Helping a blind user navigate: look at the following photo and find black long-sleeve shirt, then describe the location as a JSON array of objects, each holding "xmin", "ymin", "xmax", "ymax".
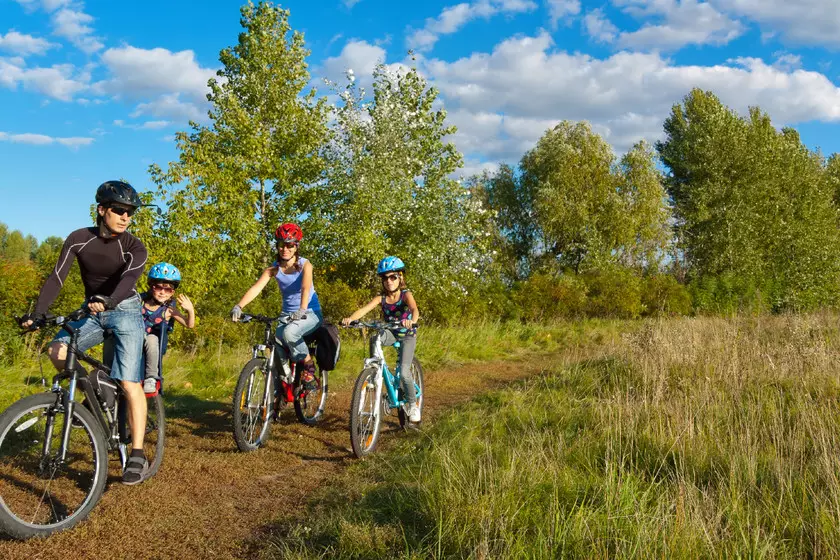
[{"xmin": 34, "ymin": 227, "xmax": 148, "ymax": 315}]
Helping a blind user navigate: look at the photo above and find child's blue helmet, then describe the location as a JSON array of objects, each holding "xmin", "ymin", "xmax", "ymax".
[
  {"xmin": 148, "ymin": 262, "xmax": 181, "ymax": 287},
  {"xmin": 377, "ymin": 256, "xmax": 405, "ymax": 276}
]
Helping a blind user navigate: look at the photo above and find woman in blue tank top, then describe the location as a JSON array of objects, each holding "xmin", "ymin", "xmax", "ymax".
[{"xmin": 229, "ymin": 223, "xmax": 323, "ymax": 389}]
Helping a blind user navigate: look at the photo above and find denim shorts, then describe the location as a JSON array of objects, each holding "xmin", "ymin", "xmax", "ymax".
[{"xmin": 53, "ymin": 294, "xmax": 145, "ymax": 383}]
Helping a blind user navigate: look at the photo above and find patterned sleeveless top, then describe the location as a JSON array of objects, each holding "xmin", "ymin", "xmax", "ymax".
[
  {"xmin": 381, "ymin": 289, "xmax": 416, "ymax": 338},
  {"xmin": 141, "ymin": 296, "xmax": 174, "ymax": 336}
]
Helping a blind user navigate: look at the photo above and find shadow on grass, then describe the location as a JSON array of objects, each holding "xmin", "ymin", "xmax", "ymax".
[{"xmin": 161, "ymin": 392, "xmax": 231, "ymax": 439}]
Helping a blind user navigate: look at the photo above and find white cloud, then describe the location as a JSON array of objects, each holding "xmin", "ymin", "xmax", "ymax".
[
  {"xmin": 343, "ymin": 0, "xmax": 362, "ymax": 7},
  {"xmin": 0, "ymin": 130, "xmax": 94, "ymax": 148},
  {"xmin": 320, "ymin": 40, "xmax": 387, "ymax": 86},
  {"xmin": 0, "ymin": 30, "xmax": 57, "ymax": 56},
  {"xmin": 114, "ymin": 119, "xmax": 172, "ymax": 130},
  {"xmin": 423, "ymin": 32, "xmax": 840, "ymax": 160},
  {"xmin": 407, "ymin": 0, "xmax": 538, "ymax": 52},
  {"xmin": 51, "ymin": 9, "xmax": 103, "ymax": 53},
  {"xmin": 96, "ymin": 46, "xmax": 215, "ymax": 101},
  {"xmin": 607, "ymin": 0, "xmax": 745, "ymax": 50},
  {"xmin": 546, "ymin": 0, "xmax": 581, "ymax": 26},
  {"xmin": 130, "ymin": 93, "xmax": 205, "ymax": 122},
  {"xmin": 584, "ymin": 9, "xmax": 619, "ymax": 43},
  {"xmin": 0, "ymin": 57, "xmax": 88, "ymax": 100},
  {"xmin": 713, "ymin": 0, "xmax": 840, "ymax": 47}
]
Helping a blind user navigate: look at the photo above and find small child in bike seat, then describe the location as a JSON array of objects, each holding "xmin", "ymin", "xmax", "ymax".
[
  {"xmin": 142, "ymin": 262, "xmax": 196, "ymax": 394},
  {"xmin": 341, "ymin": 256, "xmax": 421, "ymax": 423}
]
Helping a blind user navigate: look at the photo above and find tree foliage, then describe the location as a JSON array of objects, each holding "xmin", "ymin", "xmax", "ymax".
[
  {"xmin": 148, "ymin": 1, "xmax": 329, "ymax": 308},
  {"xmin": 658, "ymin": 88, "xmax": 840, "ymax": 310}
]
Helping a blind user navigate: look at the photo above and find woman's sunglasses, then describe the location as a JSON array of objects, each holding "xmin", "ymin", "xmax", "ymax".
[
  {"xmin": 381, "ymin": 274, "xmax": 400, "ymax": 282},
  {"xmin": 152, "ymin": 285, "xmax": 174, "ymax": 294},
  {"xmin": 108, "ymin": 206, "xmax": 136, "ymax": 217}
]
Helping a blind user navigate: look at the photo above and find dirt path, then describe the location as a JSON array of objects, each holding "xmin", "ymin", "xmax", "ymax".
[{"xmin": 0, "ymin": 353, "xmax": 564, "ymax": 559}]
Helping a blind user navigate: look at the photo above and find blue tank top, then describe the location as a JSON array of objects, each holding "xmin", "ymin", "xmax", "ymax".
[{"xmin": 274, "ymin": 257, "xmax": 321, "ymax": 313}]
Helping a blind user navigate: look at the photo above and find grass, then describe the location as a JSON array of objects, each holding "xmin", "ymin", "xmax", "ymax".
[
  {"xmin": 0, "ymin": 318, "xmax": 626, "ymax": 414},
  {"xmin": 260, "ymin": 313, "xmax": 840, "ymax": 559}
]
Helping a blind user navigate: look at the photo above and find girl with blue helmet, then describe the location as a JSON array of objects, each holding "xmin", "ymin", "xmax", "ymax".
[
  {"xmin": 141, "ymin": 262, "xmax": 196, "ymax": 394},
  {"xmin": 342, "ymin": 256, "xmax": 422, "ymax": 423}
]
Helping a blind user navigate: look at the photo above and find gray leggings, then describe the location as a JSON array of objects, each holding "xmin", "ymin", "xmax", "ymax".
[
  {"xmin": 372, "ymin": 332, "xmax": 417, "ymax": 404},
  {"xmin": 144, "ymin": 333, "xmax": 161, "ymax": 379}
]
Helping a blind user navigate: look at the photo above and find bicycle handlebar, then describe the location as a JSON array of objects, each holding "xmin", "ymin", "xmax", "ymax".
[
  {"xmin": 342, "ymin": 319, "xmax": 404, "ymax": 331},
  {"xmin": 17, "ymin": 309, "xmax": 88, "ymax": 334}
]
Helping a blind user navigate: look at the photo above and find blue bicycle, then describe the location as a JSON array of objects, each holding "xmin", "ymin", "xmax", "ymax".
[{"xmin": 345, "ymin": 320, "xmax": 424, "ymax": 458}]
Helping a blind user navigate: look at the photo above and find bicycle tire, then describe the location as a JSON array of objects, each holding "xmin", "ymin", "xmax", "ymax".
[
  {"xmin": 0, "ymin": 392, "xmax": 108, "ymax": 540},
  {"xmin": 398, "ymin": 357, "xmax": 425, "ymax": 429},
  {"xmin": 117, "ymin": 392, "xmax": 165, "ymax": 478},
  {"xmin": 349, "ymin": 367, "xmax": 382, "ymax": 458},
  {"xmin": 232, "ymin": 358, "xmax": 273, "ymax": 452},
  {"xmin": 294, "ymin": 366, "xmax": 328, "ymax": 426},
  {"xmin": 144, "ymin": 393, "xmax": 165, "ymax": 476}
]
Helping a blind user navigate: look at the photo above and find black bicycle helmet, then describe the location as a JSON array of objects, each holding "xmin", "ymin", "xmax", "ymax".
[{"xmin": 95, "ymin": 180, "xmax": 142, "ymax": 208}]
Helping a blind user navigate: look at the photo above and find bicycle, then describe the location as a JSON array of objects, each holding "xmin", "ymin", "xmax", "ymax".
[
  {"xmin": 232, "ymin": 313, "xmax": 328, "ymax": 452},
  {"xmin": 0, "ymin": 309, "xmax": 165, "ymax": 540},
  {"xmin": 345, "ymin": 319, "xmax": 424, "ymax": 458}
]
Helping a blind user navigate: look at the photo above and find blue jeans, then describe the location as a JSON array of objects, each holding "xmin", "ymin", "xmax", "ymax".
[
  {"xmin": 274, "ymin": 308, "xmax": 323, "ymax": 362},
  {"xmin": 53, "ymin": 294, "xmax": 145, "ymax": 383}
]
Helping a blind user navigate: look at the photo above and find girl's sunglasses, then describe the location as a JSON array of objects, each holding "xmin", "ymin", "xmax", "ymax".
[
  {"xmin": 152, "ymin": 285, "xmax": 174, "ymax": 294},
  {"xmin": 108, "ymin": 206, "xmax": 136, "ymax": 217},
  {"xmin": 381, "ymin": 274, "xmax": 400, "ymax": 282}
]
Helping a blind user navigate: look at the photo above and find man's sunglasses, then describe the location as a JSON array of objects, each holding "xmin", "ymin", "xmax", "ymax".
[
  {"xmin": 152, "ymin": 285, "xmax": 174, "ymax": 294},
  {"xmin": 108, "ymin": 206, "xmax": 136, "ymax": 217},
  {"xmin": 381, "ymin": 274, "xmax": 400, "ymax": 282}
]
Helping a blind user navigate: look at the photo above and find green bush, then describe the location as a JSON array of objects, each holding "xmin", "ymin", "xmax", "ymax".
[
  {"xmin": 641, "ymin": 274, "xmax": 692, "ymax": 317},
  {"xmin": 582, "ymin": 267, "xmax": 643, "ymax": 319},
  {"xmin": 509, "ymin": 273, "xmax": 588, "ymax": 321},
  {"xmin": 689, "ymin": 273, "xmax": 771, "ymax": 315}
]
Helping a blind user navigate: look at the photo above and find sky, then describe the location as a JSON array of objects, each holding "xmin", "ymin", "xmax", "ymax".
[{"xmin": 2, "ymin": 0, "xmax": 840, "ymax": 242}]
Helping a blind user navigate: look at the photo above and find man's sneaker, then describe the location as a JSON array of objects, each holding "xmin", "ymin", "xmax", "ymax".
[
  {"xmin": 143, "ymin": 377, "xmax": 158, "ymax": 395},
  {"xmin": 408, "ymin": 404, "xmax": 421, "ymax": 423}
]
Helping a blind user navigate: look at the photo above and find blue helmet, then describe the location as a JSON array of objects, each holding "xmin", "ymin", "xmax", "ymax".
[
  {"xmin": 377, "ymin": 256, "xmax": 405, "ymax": 276},
  {"xmin": 148, "ymin": 262, "xmax": 181, "ymax": 287}
]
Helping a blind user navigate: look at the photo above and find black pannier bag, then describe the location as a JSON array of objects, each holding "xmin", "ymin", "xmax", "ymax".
[
  {"xmin": 304, "ymin": 322, "xmax": 341, "ymax": 371},
  {"xmin": 77, "ymin": 367, "xmax": 118, "ymax": 411}
]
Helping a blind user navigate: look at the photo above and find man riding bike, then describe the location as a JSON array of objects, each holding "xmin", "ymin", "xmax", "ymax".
[{"xmin": 20, "ymin": 180, "xmax": 151, "ymax": 485}]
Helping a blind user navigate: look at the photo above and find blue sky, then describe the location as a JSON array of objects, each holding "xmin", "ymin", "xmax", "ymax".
[{"xmin": 2, "ymin": 0, "xmax": 840, "ymax": 242}]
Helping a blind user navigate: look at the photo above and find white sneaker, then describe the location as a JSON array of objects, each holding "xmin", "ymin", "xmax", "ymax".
[
  {"xmin": 408, "ymin": 404, "xmax": 421, "ymax": 423},
  {"xmin": 143, "ymin": 377, "xmax": 158, "ymax": 394}
]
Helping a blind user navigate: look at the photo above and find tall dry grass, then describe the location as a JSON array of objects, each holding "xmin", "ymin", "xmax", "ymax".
[{"xmin": 267, "ymin": 314, "xmax": 840, "ymax": 559}]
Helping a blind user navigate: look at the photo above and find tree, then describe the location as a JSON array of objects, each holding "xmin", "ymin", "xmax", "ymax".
[
  {"xmin": 307, "ymin": 63, "xmax": 494, "ymax": 317},
  {"xmin": 148, "ymin": 1, "xmax": 329, "ymax": 306},
  {"xmin": 657, "ymin": 88, "xmax": 840, "ymax": 310},
  {"xmin": 481, "ymin": 121, "xmax": 668, "ymax": 274}
]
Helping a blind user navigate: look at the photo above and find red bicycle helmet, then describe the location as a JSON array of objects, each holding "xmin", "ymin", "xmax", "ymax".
[{"xmin": 275, "ymin": 222, "xmax": 303, "ymax": 243}]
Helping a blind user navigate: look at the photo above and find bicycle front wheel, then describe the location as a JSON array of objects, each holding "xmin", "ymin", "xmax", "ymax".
[
  {"xmin": 294, "ymin": 366, "xmax": 328, "ymax": 426},
  {"xmin": 0, "ymin": 392, "xmax": 108, "ymax": 540},
  {"xmin": 349, "ymin": 367, "xmax": 382, "ymax": 458},
  {"xmin": 232, "ymin": 358, "xmax": 273, "ymax": 452}
]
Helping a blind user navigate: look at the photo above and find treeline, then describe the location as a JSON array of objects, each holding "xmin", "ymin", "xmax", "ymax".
[{"xmin": 3, "ymin": 2, "xmax": 840, "ymax": 362}]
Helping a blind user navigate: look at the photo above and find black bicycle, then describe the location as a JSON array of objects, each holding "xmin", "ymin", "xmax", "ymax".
[
  {"xmin": 0, "ymin": 310, "xmax": 165, "ymax": 540},
  {"xmin": 232, "ymin": 314, "xmax": 328, "ymax": 452}
]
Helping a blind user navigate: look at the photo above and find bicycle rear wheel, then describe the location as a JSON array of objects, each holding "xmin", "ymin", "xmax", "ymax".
[
  {"xmin": 399, "ymin": 358, "xmax": 425, "ymax": 429},
  {"xmin": 0, "ymin": 392, "xmax": 108, "ymax": 540},
  {"xmin": 232, "ymin": 358, "xmax": 273, "ymax": 452},
  {"xmin": 117, "ymin": 392, "xmax": 165, "ymax": 478},
  {"xmin": 294, "ymin": 366, "xmax": 328, "ymax": 426},
  {"xmin": 349, "ymin": 367, "xmax": 382, "ymax": 458}
]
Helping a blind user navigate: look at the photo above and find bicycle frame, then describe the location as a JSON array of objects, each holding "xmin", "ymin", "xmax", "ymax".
[{"xmin": 364, "ymin": 327, "xmax": 418, "ymax": 417}]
